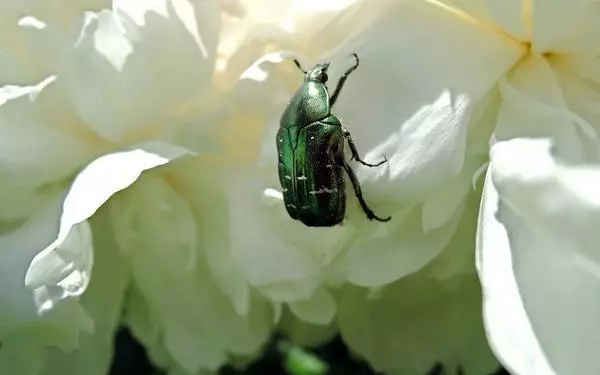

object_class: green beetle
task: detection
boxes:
[277,53,391,227]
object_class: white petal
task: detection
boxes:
[531,0,600,54]
[0,1,109,83]
[476,164,552,375]
[64,1,219,142]
[24,141,193,315]
[338,273,497,374]
[288,287,336,326]
[344,196,464,287]
[357,90,472,201]
[225,171,327,302]
[216,0,358,86]
[0,300,94,374]
[478,138,600,374]
[168,160,252,316]
[38,212,130,375]
[486,0,529,41]
[495,55,593,163]
[436,0,524,40]
[29,220,93,314]
[318,0,524,201]
[278,309,337,347]
[111,176,273,372]
[0,78,101,187]
[0,198,64,324]
[553,56,600,159]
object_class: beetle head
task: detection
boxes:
[305,63,330,83]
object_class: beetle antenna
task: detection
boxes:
[293,59,307,74]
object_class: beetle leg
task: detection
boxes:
[343,127,387,167]
[343,161,391,222]
[330,53,360,107]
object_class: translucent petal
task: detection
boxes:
[24,141,193,316]
[0,207,94,372]
[0,198,62,326]
[278,309,337,347]
[166,160,251,316]
[64,0,220,142]
[476,163,553,375]
[479,138,600,374]
[342,159,484,287]
[38,211,130,375]
[354,90,472,201]
[111,176,274,372]
[288,287,336,326]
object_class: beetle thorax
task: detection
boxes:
[305,63,330,83]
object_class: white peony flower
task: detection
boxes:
[0,1,274,374]
[3,0,598,374]
[218,0,600,373]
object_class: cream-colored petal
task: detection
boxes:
[476,164,553,375]
[353,90,472,201]
[225,170,335,303]
[24,141,192,315]
[278,308,337,347]
[495,55,593,163]
[531,0,600,54]
[0,1,110,83]
[166,160,252,316]
[111,175,273,373]
[0,300,93,374]
[288,287,336,326]
[479,138,600,374]
[63,0,220,142]
[313,0,523,201]
[0,198,69,325]
[338,272,497,375]
[559,53,600,84]
[217,0,358,86]
[38,211,130,375]
[552,56,600,161]
[0,78,101,187]
[342,159,485,287]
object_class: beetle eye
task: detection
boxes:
[321,73,328,82]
